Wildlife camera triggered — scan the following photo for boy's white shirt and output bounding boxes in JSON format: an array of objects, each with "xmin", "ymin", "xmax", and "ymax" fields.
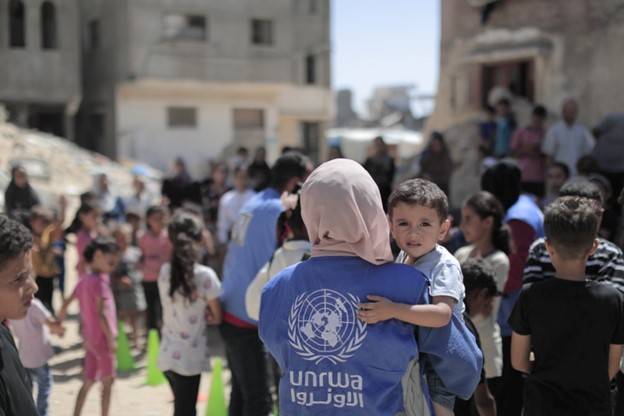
[{"xmin": 246, "ymin": 240, "xmax": 312, "ymax": 320}]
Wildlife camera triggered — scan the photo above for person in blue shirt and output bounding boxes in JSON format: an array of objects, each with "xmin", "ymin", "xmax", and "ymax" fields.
[
  {"xmin": 220, "ymin": 152, "xmax": 312, "ymax": 416},
  {"xmin": 259, "ymin": 159, "xmax": 432, "ymax": 415}
]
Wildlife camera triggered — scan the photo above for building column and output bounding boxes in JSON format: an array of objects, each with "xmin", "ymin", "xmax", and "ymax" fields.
[{"xmin": 25, "ymin": 1, "xmax": 40, "ymax": 51}]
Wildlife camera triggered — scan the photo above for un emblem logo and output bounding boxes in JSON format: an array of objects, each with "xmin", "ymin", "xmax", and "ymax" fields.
[{"xmin": 288, "ymin": 289, "xmax": 367, "ymax": 365}]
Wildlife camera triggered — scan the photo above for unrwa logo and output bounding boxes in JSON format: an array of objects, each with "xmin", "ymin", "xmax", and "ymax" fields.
[{"xmin": 288, "ymin": 289, "xmax": 367, "ymax": 365}]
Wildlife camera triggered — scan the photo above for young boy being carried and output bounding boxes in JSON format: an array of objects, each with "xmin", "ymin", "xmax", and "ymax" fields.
[
  {"xmin": 359, "ymin": 179, "xmax": 466, "ymax": 416},
  {"xmin": 510, "ymin": 196, "xmax": 624, "ymax": 415}
]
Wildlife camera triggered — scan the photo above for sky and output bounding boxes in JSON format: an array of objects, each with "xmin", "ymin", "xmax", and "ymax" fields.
[{"xmin": 331, "ymin": 0, "xmax": 440, "ymax": 117}]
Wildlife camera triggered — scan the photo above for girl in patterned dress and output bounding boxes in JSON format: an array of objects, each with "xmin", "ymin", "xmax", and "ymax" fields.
[{"xmin": 157, "ymin": 211, "xmax": 222, "ymax": 416}]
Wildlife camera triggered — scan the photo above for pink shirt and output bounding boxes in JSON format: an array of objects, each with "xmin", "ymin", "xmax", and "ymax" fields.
[
  {"xmin": 511, "ymin": 126, "xmax": 546, "ymax": 183},
  {"xmin": 76, "ymin": 229, "xmax": 94, "ymax": 274},
  {"xmin": 74, "ymin": 273, "xmax": 117, "ymax": 350},
  {"xmin": 9, "ymin": 299, "xmax": 54, "ymax": 368},
  {"xmin": 139, "ymin": 231, "xmax": 173, "ymax": 282}
]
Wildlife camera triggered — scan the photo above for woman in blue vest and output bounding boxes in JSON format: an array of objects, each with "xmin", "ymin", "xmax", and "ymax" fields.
[{"xmin": 259, "ymin": 159, "xmax": 433, "ymax": 415}]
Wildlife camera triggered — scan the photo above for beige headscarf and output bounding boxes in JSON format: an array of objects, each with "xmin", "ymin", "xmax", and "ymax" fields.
[{"xmin": 300, "ymin": 158, "xmax": 393, "ymax": 265}]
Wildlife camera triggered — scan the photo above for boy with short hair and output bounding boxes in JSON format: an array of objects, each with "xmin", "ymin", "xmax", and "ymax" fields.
[
  {"xmin": 0, "ymin": 215, "xmax": 40, "ymax": 415},
  {"xmin": 510, "ymin": 197, "xmax": 624, "ymax": 415},
  {"xmin": 358, "ymin": 178, "xmax": 466, "ymax": 416}
]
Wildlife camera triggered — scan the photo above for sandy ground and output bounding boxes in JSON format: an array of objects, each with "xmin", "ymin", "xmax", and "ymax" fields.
[{"xmin": 46, "ymin": 247, "xmax": 232, "ymax": 416}]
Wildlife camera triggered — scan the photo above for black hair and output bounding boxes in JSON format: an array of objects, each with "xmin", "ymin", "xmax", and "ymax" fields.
[
  {"xmin": 497, "ymin": 98, "xmax": 511, "ymax": 107},
  {"xmin": 559, "ymin": 179, "xmax": 603, "ymax": 206},
  {"xmin": 167, "ymin": 211, "xmax": 204, "ymax": 300},
  {"xmin": 549, "ymin": 162, "xmax": 570, "ymax": 180},
  {"xmin": 145, "ymin": 205, "xmax": 168, "ymax": 230},
  {"xmin": 481, "ymin": 160, "xmax": 521, "ymax": 210},
  {"xmin": 286, "ymin": 194, "xmax": 308, "ymax": 240},
  {"xmin": 270, "ymin": 152, "xmax": 310, "ymax": 192},
  {"xmin": 576, "ymin": 156, "xmax": 599, "ymax": 176},
  {"xmin": 430, "ymin": 131, "xmax": 449, "ymax": 149},
  {"xmin": 464, "ymin": 191, "xmax": 511, "ymax": 254},
  {"xmin": 388, "ymin": 178, "xmax": 449, "ymax": 222},
  {"xmin": 83, "ymin": 237, "xmax": 118, "ymax": 263},
  {"xmin": 0, "ymin": 215, "xmax": 33, "ymax": 268},
  {"xmin": 236, "ymin": 146, "xmax": 249, "ymax": 156},
  {"xmin": 532, "ymin": 105, "xmax": 547, "ymax": 118},
  {"xmin": 461, "ymin": 258, "xmax": 498, "ymax": 297},
  {"xmin": 544, "ymin": 196, "xmax": 599, "ymax": 260},
  {"xmin": 65, "ymin": 202, "xmax": 98, "ymax": 235}
]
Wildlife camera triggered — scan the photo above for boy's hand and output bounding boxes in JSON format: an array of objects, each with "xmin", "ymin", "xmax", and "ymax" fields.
[
  {"xmin": 120, "ymin": 276, "xmax": 133, "ymax": 287},
  {"xmin": 49, "ymin": 321, "xmax": 66, "ymax": 337},
  {"xmin": 358, "ymin": 295, "xmax": 397, "ymax": 324}
]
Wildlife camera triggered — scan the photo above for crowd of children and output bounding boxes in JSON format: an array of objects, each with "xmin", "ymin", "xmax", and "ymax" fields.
[{"xmin": 1, "ymin": 143, "xmax": 624, "ymax": 416}]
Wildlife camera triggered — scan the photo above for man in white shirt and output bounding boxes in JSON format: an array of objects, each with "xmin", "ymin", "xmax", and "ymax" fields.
[
  {"xmin": 217, "ymin": 165, "xmax": 256, "ymax": 245},
  {"xmin": 542, "ymin": 98, "xmax": 595, "ymax": 176}
]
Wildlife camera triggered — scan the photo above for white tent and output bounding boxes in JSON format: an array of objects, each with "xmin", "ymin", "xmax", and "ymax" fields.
[{"xmin": 326, "ymin": 127, "xmax": 425, "ymax": 162}]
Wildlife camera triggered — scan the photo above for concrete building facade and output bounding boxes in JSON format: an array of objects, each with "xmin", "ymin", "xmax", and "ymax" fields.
[
  {"xmin": 0, "ymin": 0, "xmax": 81, "ymax": 140},
  {"xmin": 78, "ymin": 0, "xmax": 332, "ymax": 175},
  {"xmin": 428, "ymin": 0, "xmax": 624, "ymax": 132}
]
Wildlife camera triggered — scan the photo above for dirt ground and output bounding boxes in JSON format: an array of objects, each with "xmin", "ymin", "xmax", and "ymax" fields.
[{"xmin": 46, "ymin": 247, "xmax": 231, "ymax": 416}]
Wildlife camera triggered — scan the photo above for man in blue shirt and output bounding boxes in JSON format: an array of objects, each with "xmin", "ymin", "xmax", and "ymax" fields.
[{"xmin": 220, "ymin": 152, "xmax": 311, "ymax": 416}]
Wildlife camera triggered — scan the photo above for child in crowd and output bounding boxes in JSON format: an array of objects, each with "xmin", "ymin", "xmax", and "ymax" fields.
[
  {"xmin": 10, "ymin": 298, "xmax": 65, "ymax": 416},
  {"xmin": 158, "ymin": 211, "xmax": 222, "ymax": 416},
  {"xmin": 541, "ymin": 162, "xmax": 570, "ymax": 208},
  {"xmin": 358, "ymin": 178, "xmax": 466, "ymax": 416},
  {"xmin": 125, "ymin": 209, "xmax": 143, "ymax": 247},
  {"xmin": 59, "ymin": 238, "xmax": 119, "ymax": 416},
  {"xmin": 454, "ymin": 259, "xmax": 498, "ymax": 416},
  {"xmin": 510, "ymin": 197, "xmax": 624, "ymax": 415},
  {"xmin": 65, "ymin": 202, "xmax": 101, "ymax": 275},
  {"xmin": 112, "ymin": 224, "xmax": 146, "ymax": 349},
  {"xmin": 0, "ymin": 216, "xmax": 40, "ymax": 415},
  {"xmin": 523, "ymin": 179, "xmax": 624, "ymax": 290},
  {"xmin": 455, "ymin": 191, "xmax": 510, "ymax": 392},
  {"xmin": 30, "ymin": 203, "xmax": 65, "ymax": 314},
  {"xmin": 139, "ymin": 205, "xmax": 172, "ymax": 332}
]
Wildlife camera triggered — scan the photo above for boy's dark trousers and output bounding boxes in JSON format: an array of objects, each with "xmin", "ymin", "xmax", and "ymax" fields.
[
  {"xmin": 220, "ymin": 322, "xmax": 271, "ymax": 416},
  {"xmin": 35, "ymin": 276, "xmax": 55, "ymax": 315},
  {"xmin": 616, "ymin": 371, "xmax": 624, "ymax": 415},
  {"xmin": 142, "ymin": 281, "xmax": 162, "ymax": 332},
  {"xmin": 501, "ymin": 336, "xmax": 524, "ymax": 416}
]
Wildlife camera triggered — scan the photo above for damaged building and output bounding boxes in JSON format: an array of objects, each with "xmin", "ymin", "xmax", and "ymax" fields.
[{"xmin": 427, "ymin": 0, "xmax": 624, "ymax": 131}]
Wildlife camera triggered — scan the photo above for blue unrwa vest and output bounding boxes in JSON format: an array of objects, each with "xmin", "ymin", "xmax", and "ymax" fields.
[
  {"xmin": 221, "ymin": 188, "xmax": 284, "ymax": 324},
  {"xmin": 259, "ymin": 256, "xmax": 428, "ymax": 416}
]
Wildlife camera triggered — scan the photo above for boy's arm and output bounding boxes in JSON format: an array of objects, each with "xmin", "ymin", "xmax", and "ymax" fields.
[
  {"xmin": 511, "ymin": 331, "xmax": 531, "ymax": 374},
  {"xmin": 57, "ymin": 291, "xmax": 77, "ymax": 321},
  {"xmin": 473, "ymin": 383, "xmax": 497, "ymax": 416},
  {"xmin": 358, "ymin": 295, "xmax": 453, "ymax": 328},
  {"xmin": 608, "ymin": 344, "xmax": 622, "ymax": 380},
  {"xmin": 44, "ymin": 318, "xmax": 66, "ymax": 337}
]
